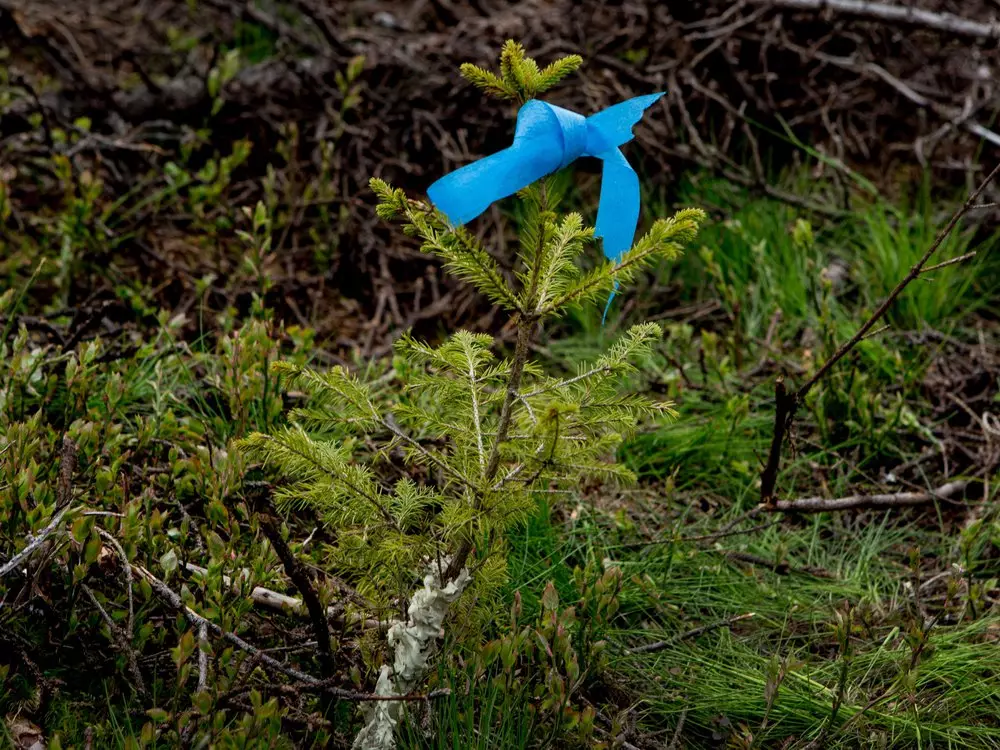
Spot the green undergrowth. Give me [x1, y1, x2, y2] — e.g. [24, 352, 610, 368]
[454, 173, 1000, 748]
[3, 148, 1000, 748]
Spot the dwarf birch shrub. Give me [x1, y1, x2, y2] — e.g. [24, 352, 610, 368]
[240, 41, 706, 748]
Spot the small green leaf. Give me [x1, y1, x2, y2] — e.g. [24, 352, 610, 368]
[160, 548, 178, 574]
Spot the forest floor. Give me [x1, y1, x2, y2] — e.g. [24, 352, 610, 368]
[3, 2, 1000, 748]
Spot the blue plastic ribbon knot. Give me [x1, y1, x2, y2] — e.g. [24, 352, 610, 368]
[427, 93, 664, 320]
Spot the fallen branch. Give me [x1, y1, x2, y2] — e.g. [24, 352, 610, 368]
[133, 564, 426, 702]
[1, 436, 78, 580]
[792, 49, 1000, 150]
[749, 0, 1000, 40]
[763, 480, 969, 514]
[97, 529, 134, 641]
[135, 563, 319, 684]
[0, 505, 75, 579]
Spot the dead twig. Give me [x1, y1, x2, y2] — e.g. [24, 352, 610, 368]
[760, 377, 796, 504]
[258, 510, 335, 677]
[750, 0, 1000, 41]
[762, 480, 970, 514]
[80, 582, 148, 698]
[96, 529, 134, 641]
[133, 563, 412, 701]
[758, 162, 1000, 504]
[0, 505, 74, 579]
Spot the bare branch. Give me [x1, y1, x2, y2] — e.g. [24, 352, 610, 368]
[920, 251, 977, 275]
[97, 529, 134, 641]
[258, 511, 335, 677]
[798, 161, 1000, 399]
[764, 480, 969, 514]
[0, 505, 74, 579]
[750, 0, 1000, 40]
[81, 582, 147, 698]
[757, 163, 1000, 505]
[136, 562, 446, 703]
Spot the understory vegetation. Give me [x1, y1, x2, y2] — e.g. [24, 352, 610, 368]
[2, 29, 1000, 750]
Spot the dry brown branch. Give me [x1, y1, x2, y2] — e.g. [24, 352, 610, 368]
[920, 251, 978, 274]
[799, 162, 1000, 398]
[763, 480, 970, 513]
[96, 529, 134, 641]
[796, 49, 1000, 150]
[750, 0, 1000, 40]
[136, 562, 451, 703]
[258, 512, 334, 677]
[132, 564, 320, 682]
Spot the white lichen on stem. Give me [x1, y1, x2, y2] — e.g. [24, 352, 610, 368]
[353, 558, 471, 750]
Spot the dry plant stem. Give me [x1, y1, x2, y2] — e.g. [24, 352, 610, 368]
[801, 164, 1000, 398]
[626, 613, 755, 655]
[80, 582, 147, 698]
[760, 377, 794, 504]
[96, 529, 134, 639]
[2, 437, 81, 579]
[763, 480, 969, 513]
[197, 621, 209, 693]
[135, 563, 319, 685]
[133, 564, 432, 702]
[668, 709, 688, 750]
[791, 48, 1000, 150]
[759, 162, 1000, 505]
[0, 504, 74, 579]
[258, 512, 335, 676]
[921, 252, 977, 275]
[750, 0, 1000, 40]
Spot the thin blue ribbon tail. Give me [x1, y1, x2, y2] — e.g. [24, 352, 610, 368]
[427, 131, 563, 226]
[601, 280, 621, 327]
[594, 148, 641, 327]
